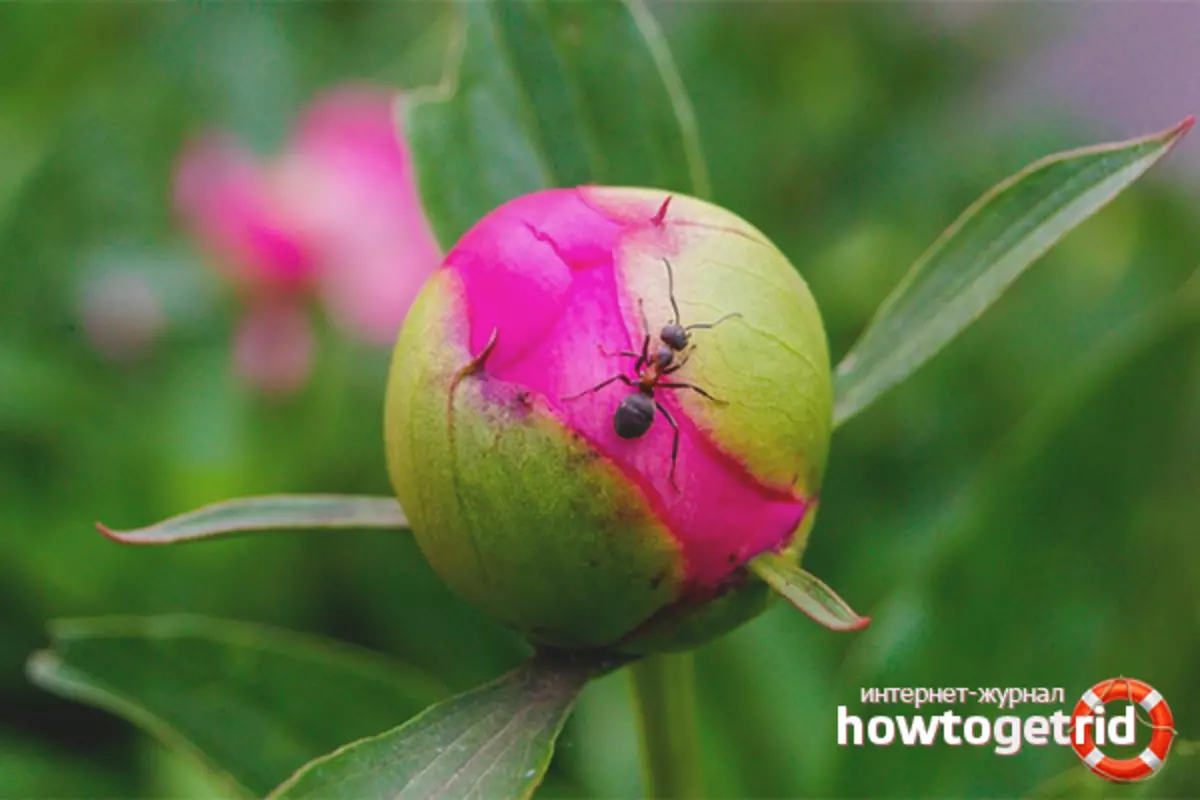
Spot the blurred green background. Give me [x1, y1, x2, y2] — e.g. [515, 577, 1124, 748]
[2, 3, 1197, 797]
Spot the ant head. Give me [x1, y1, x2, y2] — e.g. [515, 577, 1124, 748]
[653, 345, 673, 369]
[660, 323, 688, 351]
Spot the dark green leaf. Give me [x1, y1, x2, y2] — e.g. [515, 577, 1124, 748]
[0, 736, 138, 799]
[270, 652, 614, 799]
[748, 553, 870, 632]
[97, 494, 407, 544]
[403, 0, 708, 248]
[27, 615, 446, 798]
[833, 117, 1194, 426]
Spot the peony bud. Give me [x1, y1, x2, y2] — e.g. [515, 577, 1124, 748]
[384, 188, 831, 652]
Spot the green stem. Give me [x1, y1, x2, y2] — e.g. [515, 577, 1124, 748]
[629, 652, 703, 799]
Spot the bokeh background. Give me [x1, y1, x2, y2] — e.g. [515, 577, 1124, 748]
[3, 3, 1198, 797]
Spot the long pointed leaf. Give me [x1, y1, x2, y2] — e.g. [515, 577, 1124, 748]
[27, 616, 446, 798]
[403, 0, 708, 249]
[749, 553, 870, 631]
[833, 116, 1194, 427]
[269, 652, 617, 800]
[97, 494, 407, 544]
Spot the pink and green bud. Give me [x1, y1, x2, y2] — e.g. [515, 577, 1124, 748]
[384, 187, 832, 651]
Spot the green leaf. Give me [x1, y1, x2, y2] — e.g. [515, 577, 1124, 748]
[826, 279, 1200, 795]
[748, 553, 870, 632]
[97, 494, 407, 544]
[0, 736, 138, 798]
[832, 116, 1195, 427]
[403, 0, 708, 249]
[270, 651, 617, 800]
[27, 615, 446, 798]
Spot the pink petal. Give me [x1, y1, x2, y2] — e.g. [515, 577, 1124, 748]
[275, 85, 442, 345]
[174, 134, 313, 291]
[445, 188, 808, 588]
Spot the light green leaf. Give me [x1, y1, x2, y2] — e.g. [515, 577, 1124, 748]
[403, 0, 708, 249]
[833, 117, 1194, 426]
[97, 494, 407, 544]
[270, 652, 616, 800]
[27, 615, 445, 798]
[748, 553, 870, 632]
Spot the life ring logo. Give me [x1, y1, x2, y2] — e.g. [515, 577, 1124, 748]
[1071, 678, 1176, 782]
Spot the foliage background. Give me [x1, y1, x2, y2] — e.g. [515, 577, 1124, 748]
[2, 3, 1197, 797]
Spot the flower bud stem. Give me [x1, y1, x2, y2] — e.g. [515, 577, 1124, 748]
[629, 653, 703, 799]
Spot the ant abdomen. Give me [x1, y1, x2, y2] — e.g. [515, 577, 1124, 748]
[614, 392, 656, 439]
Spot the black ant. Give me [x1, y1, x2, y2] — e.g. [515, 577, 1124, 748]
[564, 258, 740, 490]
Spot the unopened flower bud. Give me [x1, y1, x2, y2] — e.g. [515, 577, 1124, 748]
[385, 187, 831, 652]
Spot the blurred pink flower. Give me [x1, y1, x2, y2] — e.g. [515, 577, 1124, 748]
[174, 84, 442, 392]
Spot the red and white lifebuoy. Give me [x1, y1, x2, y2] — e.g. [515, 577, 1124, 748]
[1071, 678, 1175, 782]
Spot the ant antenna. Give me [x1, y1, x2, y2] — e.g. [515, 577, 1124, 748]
[686, 312, 742, 332]
[662, 258, 681, 324]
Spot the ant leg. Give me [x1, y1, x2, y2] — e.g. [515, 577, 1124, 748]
[662, 349, 691, 375]
[655, 400, 681, 491]
[637, 298, 650, 335]
[659, 381, 729, 405]
[634, 333, 651, 372]
[620, 300, 652, 372]
[563, 373, 635, 401]
[597, 343, 641, 359]
[597, 337, 650, 368]
[686, 311, 742, 332]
